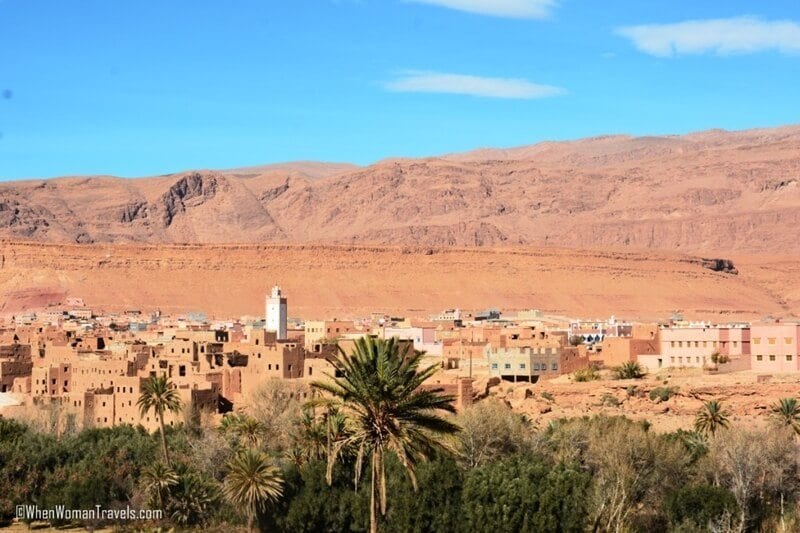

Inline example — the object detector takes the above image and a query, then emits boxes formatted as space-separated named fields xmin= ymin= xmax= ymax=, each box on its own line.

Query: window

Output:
xmin=519 ymin=363 xmax=526 ymax=369
xmin=786 ymin=338 xmax=793 ymax=345
xmin=276 ymin=364 xmax=280 ymax=370
xmin=552 ymin=363 xmax=558 ymax=371
xmin=491 ymin=363 xmax=498 ymax=370
xmin=769 ymin=338 xmax=776 ymax=345
xmin=694 ymin=341 xmax=699 ymax=347
xmin=702 ymin=341 xmax=707 ymax=347
xmin=179 ymin=365 xmax=186 ymax=377
xmin=769 ymin=355 xmax=776 ymax=361
xmin=786 ymin=355 xmax=793 ymax=361
xmin=678 ymin=341 xmax=683 ymax=347
xmin=503 ymin=363 xmax=511 ymax=370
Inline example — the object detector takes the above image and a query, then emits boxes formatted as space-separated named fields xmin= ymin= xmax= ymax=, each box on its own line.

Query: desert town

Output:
xmin=1 ymin=284 xmax=798 ymax=432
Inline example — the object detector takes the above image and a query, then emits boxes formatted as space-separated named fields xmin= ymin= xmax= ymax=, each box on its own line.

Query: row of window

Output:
xmin=753 ymin=337 xmax=794 ymax=345
xmin=669 ymin=340 xmax=740 ymax=348
xmin=755 ymin=354 xmax=793 ymax=362
xmin=670 ymin=356 xmax=707 ymax=364
xmin=491 ymin=362 xmax=559 ymax=371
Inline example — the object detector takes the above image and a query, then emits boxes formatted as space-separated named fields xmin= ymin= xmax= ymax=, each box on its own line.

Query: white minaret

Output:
xmin=265 ymin=285 xmax=287 ymax=340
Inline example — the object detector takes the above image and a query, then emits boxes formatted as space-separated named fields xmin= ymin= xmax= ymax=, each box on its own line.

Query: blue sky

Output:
xmin=0 ymin=0 xmax=799 ymax=179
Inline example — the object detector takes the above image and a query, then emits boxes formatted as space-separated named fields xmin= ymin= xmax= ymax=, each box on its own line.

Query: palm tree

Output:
xmin=223 ymin=449 xmax=284 ymax=532
xmin=312 ymin=336 xmax=460 ymax=533
xmin=141 ymin=462 xmax=178 ymax=510
xmin=298 ymin=408 xmax=326 ymax=461
xmin=613 ymin=361 xmax=645 ymax=380
xmin=137 ymin=374 xmax=183 ymax=466
xmin=771 ymin=397 xmax=800 ymax=436
xmin=168 ymin=467 xmax=219 ymax=527
xmin=220 ymin=413 xmax=267 ymax=449
xmin=694 ymin=399 xmax=729 ymax=437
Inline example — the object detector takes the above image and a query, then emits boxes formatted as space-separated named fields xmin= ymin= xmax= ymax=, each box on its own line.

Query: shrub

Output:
xmin=649 ymin=387 xmax=678 ymax=402
xmin=541 ymin=391 xmax=555 ymax=403
xmin=614 ymin=361 xmax=646 ymax=380
xmin=665 ymin=484 xmax=739 ymax=529
xmin=573 ymin=367 xmax=600 ymax=382
xmin=600 ymin=393 xmax=621 ymax=407
xmin=626 ymin=385 xmax=637 ymax=397
xmin=461 ymin=455 xmax=590 ymax=533
xmin=569 ymin=335 xmax=584 ymax=346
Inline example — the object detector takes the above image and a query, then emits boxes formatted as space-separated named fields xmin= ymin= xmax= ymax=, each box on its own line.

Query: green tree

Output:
xmin=141 ymin=462 xmax=178 ymax=510
xmin=461 ymin=454 xmax=590 ymax=533
xmin=694 ymin=400 xmax=729 ymax=437
xmin=383 ymin=458 xmax=464 ymax=533
xmin=771 ymin=397 xmax=800 ymax=436
xmin=665 ymin=484 xmax=739 ymax=530
xmin=220 ymin=413 xmax=267 ymax=449
xmin=311 ymin=335 xmax=460 ymax=533
xmin=279 ymin=460 xmax=369 ymax=532
xmin=223 ymin=448 xmax=284 ymax=532
xmin=167 ymin=466 xmax=219 ymax=527
xmin=137 ymin=374 xmax=183 ymax=465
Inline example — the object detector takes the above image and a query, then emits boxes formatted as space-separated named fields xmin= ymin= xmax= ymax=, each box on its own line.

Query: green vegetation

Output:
xmin=600 ymin=392 xmax=621 ymax=407
xmin=649 ymin=386 xmax=678 ymax=402
xmin=573 ymin=365 xmax=600 ymax=382
xmin=665 ymin=484 xmax=739 ymax=530
xmin=6 ymin=353 xmax=800 ymax=531
xmin=771 ymin=397 xmax=800 ymax=436
xmin=694 ymin=399 xmax=729 ymax=437
xmin=613 ymin=361 xmax=646 ymax=380
xmin=540 ymin=391 xmax=555 ymax=402
xmin=310 ymin=336 xmax=460 ymax=533
xmin=137 ymin=374 xmax=183 ymax=465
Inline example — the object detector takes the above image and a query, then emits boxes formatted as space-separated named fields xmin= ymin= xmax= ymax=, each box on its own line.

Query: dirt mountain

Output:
xmin=1 ymin=126 xmax=799 ymax=253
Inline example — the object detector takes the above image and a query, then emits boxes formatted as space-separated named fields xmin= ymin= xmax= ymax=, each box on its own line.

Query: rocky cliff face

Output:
xmin=0 ymin=126 xmax=799 ymax=253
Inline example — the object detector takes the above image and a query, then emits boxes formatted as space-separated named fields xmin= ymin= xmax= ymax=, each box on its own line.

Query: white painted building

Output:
xmin=265 ymin=285 xmax=287 ymax=340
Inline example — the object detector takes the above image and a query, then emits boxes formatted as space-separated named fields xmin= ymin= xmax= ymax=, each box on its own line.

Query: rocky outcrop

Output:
xmin=160 ymin=173 xmax=218 ymax=227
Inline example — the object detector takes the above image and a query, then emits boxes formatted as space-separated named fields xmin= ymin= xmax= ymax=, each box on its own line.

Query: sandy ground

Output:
xmin=484 ymin=369 xmax=800 ymax=433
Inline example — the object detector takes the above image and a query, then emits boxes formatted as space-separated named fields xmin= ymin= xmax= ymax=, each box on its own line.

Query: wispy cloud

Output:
xmin=617 ymin=16 xmax=800 ymax=57
xmin=384 ymin=71 xmax=565 ymax=100
xmin=407 ymin=0 xmax=557 ymax=19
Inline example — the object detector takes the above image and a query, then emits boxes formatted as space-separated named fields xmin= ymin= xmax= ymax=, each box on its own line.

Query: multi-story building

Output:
xmin=750 ymin=322 xmax=800 ymax=373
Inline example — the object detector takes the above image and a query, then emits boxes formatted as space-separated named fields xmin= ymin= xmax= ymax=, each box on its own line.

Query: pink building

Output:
xmin=750 ymin=322 xmax=800 ymax=373
xmin=654 ymin=325 xmax=750 ymax=370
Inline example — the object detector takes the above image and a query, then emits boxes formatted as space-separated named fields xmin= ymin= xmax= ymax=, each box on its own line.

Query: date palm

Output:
xmin=223 ymin=449 xmax=284 ymax=532
xmin=221 ymin=413 xmax=266 ymax=449
xmin=138 ymin=374 xmax=183 ymax=466
xmin=694 ymin=399 xmax=729 ymax=437
xmin=141 ymin=462 xmax=178 ymax=510
xmin=771 ymin=397 xmax=800 ymax=436
xmin=312 ymin=335 xmax=460 ymax=533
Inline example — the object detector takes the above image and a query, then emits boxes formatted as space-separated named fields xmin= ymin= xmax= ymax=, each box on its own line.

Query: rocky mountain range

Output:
xmin=1 ymin=126 xmax=799 ymax=254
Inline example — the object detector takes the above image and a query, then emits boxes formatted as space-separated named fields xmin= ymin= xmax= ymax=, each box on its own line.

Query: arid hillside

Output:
xmin=0 ymin=241 xmax=796 ymax=320
xmin=1 ymin=126 xmax=799 ymax=253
